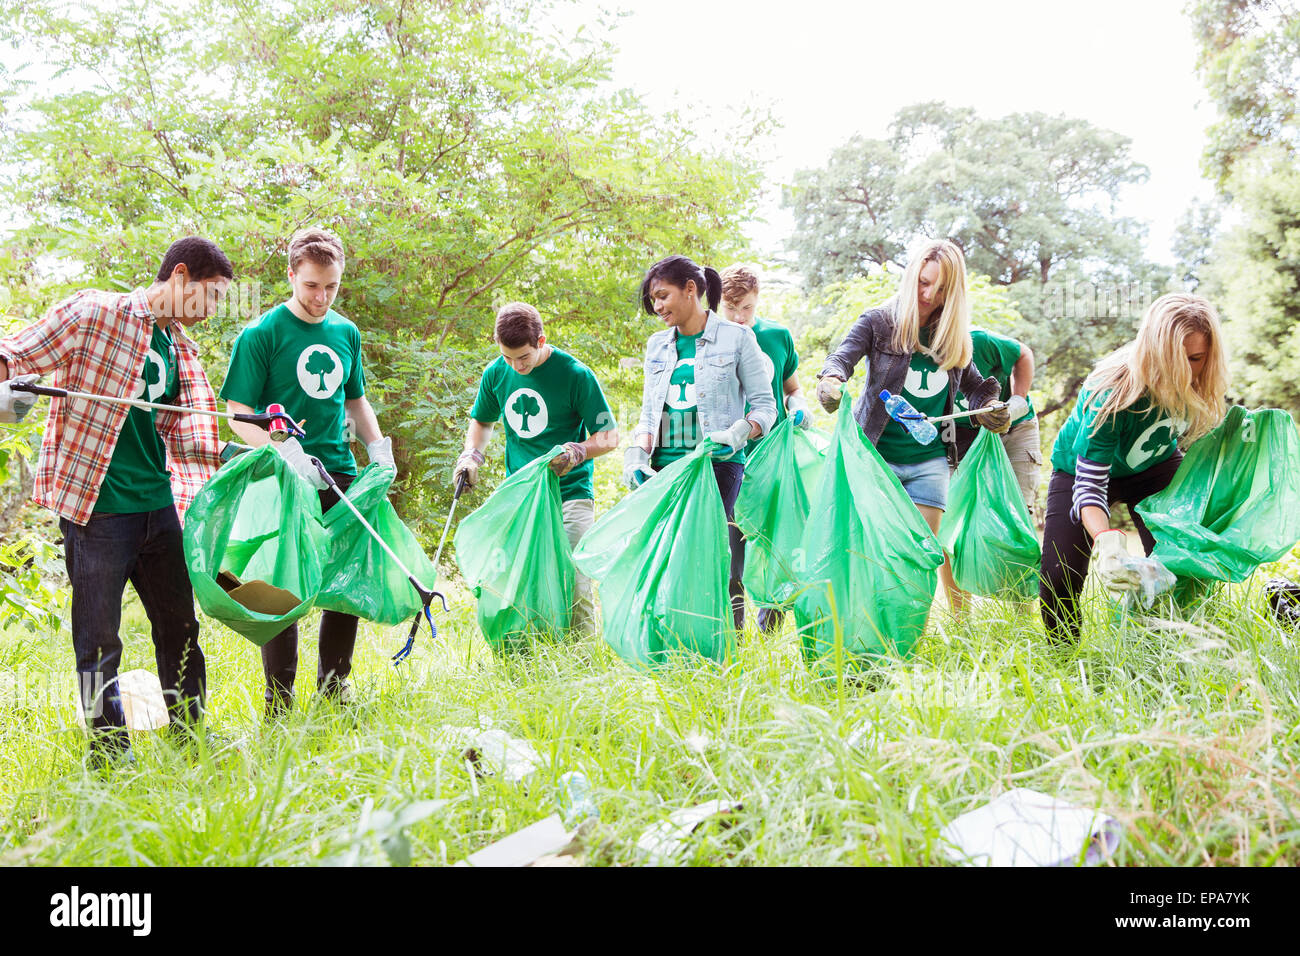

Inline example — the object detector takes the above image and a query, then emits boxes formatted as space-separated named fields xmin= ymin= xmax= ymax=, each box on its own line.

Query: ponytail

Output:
xmin=640 ymin=255 xmax=720 ymax=314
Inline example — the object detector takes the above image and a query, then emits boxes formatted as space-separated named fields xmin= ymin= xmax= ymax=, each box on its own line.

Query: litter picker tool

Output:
xmin=11 ymin=381 xmax=306 ymax=440
xmin=922 ymin=400 xmax=1010 ymax=425
xmin=309 ymin=457 xmax=448 ymax=665
xmin=432 ymin=473 xmax=469 ymax=571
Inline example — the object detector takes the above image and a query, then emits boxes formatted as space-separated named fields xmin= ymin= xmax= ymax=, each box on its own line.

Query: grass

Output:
xmin=1 ymin=544 xmax=1298 ymax=867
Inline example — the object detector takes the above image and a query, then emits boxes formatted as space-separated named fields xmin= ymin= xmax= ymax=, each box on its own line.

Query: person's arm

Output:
xmin=819 ymin=308 xmax=876 ymax=382
xmin=1010 ymin=342 xmax=1034 ymax=398
xmin=783 ymin=374 xmax=803 ymax=400
xmin=0 ymin=293 xmax=85 ymax=378
xmin=735 ymin=327 xmax=776 ymax=439
xmin=225 ymin=399 xmax=272 ymax=447
xmin=465 ymin=418 xmax=494 ymax=453
xmin=344 ymin=395 xmax=382 ymax=445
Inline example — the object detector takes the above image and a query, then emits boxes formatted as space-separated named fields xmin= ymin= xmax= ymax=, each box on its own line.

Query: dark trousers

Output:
xmin=713 ymin=461 xmax=745 ymax=631
xmin=726 ymin=483 xmax=784 ymax=635
xmin=261 ymin=473 xmax=357 ymax=714
xmin=61 ymin=506 xmax=206 ymax=754
xmin=1039 ymin=456 xmax=1182 ymax=642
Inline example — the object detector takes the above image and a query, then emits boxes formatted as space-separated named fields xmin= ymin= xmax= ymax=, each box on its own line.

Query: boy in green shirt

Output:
xmin=718 ymin=264 xmax=809 ymax=633
xmin=454 ymin=303 xmax=619 ymax=633
xmin=222 ymin=228 xmax=395 ymax=717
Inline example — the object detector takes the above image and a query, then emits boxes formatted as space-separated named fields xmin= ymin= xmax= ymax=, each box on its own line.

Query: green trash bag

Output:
xmin=735 ymin=418 xmax=829 ymax=607
xmin=938 ymin=427 xmax=1041 ymax=600
xmin=1135 ymin=405 xmax=1300 ymax=582
xmin=184 ymin=445 xmax=327 ymax=646
xmin=572 ymin=441 xmax=733 ymax=667
xmin=317 ymin=463 xmax=439 ymax=625
xmin=793 ymin=387 xmax=944 ymax=671
xmin=454 ymin=446 xmax=573 ymax=653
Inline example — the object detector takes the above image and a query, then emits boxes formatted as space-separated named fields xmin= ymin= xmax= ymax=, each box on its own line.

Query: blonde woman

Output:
xmin=817 ymin=239 xmax=1008 ymax=567
xmin=1040 ymin=292 xmax=1230 ymax=643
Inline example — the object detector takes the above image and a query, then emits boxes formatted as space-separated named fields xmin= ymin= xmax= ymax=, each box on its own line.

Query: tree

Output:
xmin=511 ymin=392 xmax=541 ymax=432
xmin=305 ymin=349 xmax=336 ymax=393
xmin=783 ymin=101 xmax=1161 ymax=416
xmin=0 ymin=0 xmax=766 ymax=530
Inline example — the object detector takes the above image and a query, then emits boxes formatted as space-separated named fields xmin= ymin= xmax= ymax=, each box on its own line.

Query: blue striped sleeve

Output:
xmin=1070 ymin=455 xmax=1111 ymax=524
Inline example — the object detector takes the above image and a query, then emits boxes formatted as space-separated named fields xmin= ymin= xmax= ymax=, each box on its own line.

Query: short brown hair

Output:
xmin=720 ymin=264 xmax=760 ymax=304
xmin=288 ymin=228 xmax=345 ymax=271
xmin=494 ymin=302 xmax=544 ymax=348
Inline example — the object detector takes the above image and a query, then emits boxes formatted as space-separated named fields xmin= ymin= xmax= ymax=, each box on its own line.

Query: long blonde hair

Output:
xmin=891 ymin=239 xmax=972 ymax=370
xmin=1085 ymin=292 xmax=1229 ymax=441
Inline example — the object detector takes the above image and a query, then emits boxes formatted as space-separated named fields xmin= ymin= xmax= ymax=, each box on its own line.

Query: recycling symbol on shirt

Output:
xmin=505 ymin=387 xmax=549 ymax=438
xmin=1125 ymin=416 xmax=1182 ymax=471
xmin=297 ymin=345 xmax=345 ymax=399
xmin=135 ymin=349 xmax=167 ymax=402
xmin=666 ymin=359 xmax=697 ymax=410
xmin=904 ymin=364 xmax=947 ymax=399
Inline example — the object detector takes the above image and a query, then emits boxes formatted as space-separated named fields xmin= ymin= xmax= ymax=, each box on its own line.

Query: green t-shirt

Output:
xmin=744 ymin=317 xmax=799 ymax=457
xmin=470 ymin=347 xmax=614 ymax=502
xmin=875 ymin=337 xmax=949 ymax=466
xmin=653 ymin=331 xmax=712 ymax=468
xmin=95 ymin=323 xmax=178 ymax=514
xmin=954 ymin=328 xmax=1035 ymax=428
xmin=1050 ymin=388 xmax=1186 ymax=478
xmin=220 ymin=303 xmax=367 ymax=475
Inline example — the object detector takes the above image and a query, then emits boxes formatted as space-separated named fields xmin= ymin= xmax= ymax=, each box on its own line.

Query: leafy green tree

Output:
xmin=0 ymin=0 xmax=765 ymax=532
xmin=783 ymin=101 xmax=1161 ymax=416
xmin=305 ymin=349 xmax=336 ymax=393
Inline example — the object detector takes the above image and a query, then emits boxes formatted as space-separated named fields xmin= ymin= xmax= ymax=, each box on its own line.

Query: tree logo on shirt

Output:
xmin=666 ymin=358 xmax=696 ymax=410
xmin=905 ymin=364 xmax=946 ymax=399
xmin=504 ymin=387 xmax=548 ymax=438
xmin=1125 ymin=416 xmax=1182 ymax=471
xmin=296 ymin=345 xmax=345 ymax=399
xmin=135 ymin=349 xmax=166 ymax=402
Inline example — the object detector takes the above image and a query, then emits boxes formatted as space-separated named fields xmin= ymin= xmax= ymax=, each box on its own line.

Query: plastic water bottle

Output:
xmin=557 ymin=771 xmax=598 ymax=826
xmin=880 ymin=390 xmax=938 ymax=445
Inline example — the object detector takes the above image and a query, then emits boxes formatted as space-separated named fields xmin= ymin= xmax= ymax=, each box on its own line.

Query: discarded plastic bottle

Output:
xmin=880 ymin=390 xmax=938 ymax=445
xmin=557 ymin=771 xmax=599 ymax=826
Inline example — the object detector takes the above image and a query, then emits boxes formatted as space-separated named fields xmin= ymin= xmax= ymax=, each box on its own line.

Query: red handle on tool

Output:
xmin=265 ymin=403 xmax=290 ymax=442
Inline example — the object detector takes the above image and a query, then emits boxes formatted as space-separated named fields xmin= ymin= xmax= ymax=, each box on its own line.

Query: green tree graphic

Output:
xmin=305 ymin=350 xmax=336 ymax=392
xmin=915 ymin=366 xmax=933 ymax=392
xmin=1139 ymin=422 xmax=1175 ymax=462
xmin=512 ymin=392 xmax=541 ymax=432
xmin=142 ymin=356 xmax=161 ymax=397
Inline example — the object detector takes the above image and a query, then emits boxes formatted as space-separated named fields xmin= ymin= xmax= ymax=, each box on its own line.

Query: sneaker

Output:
xmin=317 ymin=678 xmax=354 ymax=706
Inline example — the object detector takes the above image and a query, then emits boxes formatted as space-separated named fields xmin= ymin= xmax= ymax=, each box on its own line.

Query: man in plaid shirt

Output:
xmin=0 ymin=237 xmax=234 ymax=767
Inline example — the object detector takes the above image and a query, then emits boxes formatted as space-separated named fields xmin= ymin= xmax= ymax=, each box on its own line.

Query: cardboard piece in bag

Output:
xmin=217 ymin=570 xmax=301 ymax=615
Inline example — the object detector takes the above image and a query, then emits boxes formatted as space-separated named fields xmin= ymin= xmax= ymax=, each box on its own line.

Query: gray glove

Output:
xmin=366 ymin=436 xmax=395 ymax=470
xmin=454 ymin=447 xmax=485 ymax=489
xmin=707 ymin=418 xmax=753 ymax=459
xmin=786 ymin=393 xmax=811 ymax=428
xmin=275 ymin=437 xmax=329 ymax=490
xmin=816 ymin=376 xmax=843 ymax=413
xmin=1005 ymin=394 xmax=1030 ymax=422
xmin=623 ymin=445 xmax=656 ymax=489
xmin=0 ymin=374 xmax=39 ymax=424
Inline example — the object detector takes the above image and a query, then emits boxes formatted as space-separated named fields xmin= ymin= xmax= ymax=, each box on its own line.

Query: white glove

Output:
xmin=1005 ymin=394 xmax=1030 ymax=422
xmin=453 ymin=448 xmax=484 ymax=490
xmin=274 ymin=437 xmax=329 ymax=490
xmin=707 ymin=418 xmax=753 ymax=459
xmin=786 ymin=393 xmax=811 ymax=428
xmin=366 ymin=436 xmax=395 ymax=469
xmin=623 ymin=445 xmax=656 ymax=489
xmin=816 ymin=376 xmax=843 ymax=413
xmin=0 ymin=374 xmax=40 ymax=424
xmin=1094 ymin=529 xmax=1141 ymax=598
xmin=550 ymin=441 xmax=588 ymax=477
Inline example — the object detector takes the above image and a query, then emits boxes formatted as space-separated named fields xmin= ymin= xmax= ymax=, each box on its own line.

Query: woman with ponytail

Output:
xmin=624 ymin=255 xmax=778 ymax=630
xmin=1040 ymin=292 xmax=1230 ymax=643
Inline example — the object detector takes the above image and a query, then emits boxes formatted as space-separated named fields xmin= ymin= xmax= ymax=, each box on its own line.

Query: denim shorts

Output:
xmin=886 ymin=456 xmax=950 ymax=510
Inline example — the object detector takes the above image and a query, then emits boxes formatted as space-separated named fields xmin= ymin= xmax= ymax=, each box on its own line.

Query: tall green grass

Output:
xmin=1 ymin=556 xmax=1297 ymax=866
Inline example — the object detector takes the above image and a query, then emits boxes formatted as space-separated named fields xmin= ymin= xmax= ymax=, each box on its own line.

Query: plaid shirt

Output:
xmin=0 ymin=288 xmax=223 ymax=526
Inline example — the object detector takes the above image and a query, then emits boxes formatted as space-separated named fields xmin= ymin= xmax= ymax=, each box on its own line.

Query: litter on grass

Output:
xmin=436 ymin=726 xmax=542 ymax=783
xmin=73 ymin=669 xmax=169 ymax=732
xmin=457 ymin=814 xmax=584 ymax=867
xmin=938 ymin=788 xmax=1122 ymax=867
xmin=636 ymin=800 xmax=744 ymax=864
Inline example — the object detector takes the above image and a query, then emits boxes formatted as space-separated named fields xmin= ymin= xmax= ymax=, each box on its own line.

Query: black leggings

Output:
xmin=713 ymin=460 xmax=745 ymax=631
xmin=1039 ymin=456 xmax=1182 ymax=642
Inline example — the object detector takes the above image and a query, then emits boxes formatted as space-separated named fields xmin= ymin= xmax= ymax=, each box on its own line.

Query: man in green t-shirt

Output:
xmin=951 ymin=327 xmax=1039 ymax=518
xmin=222 ymin=228 xmax=395 ymax=718
xmin=454 ymin=302 xmax=619 ymax=633
xmin=718 ymin=264 xmax=810 ymax=633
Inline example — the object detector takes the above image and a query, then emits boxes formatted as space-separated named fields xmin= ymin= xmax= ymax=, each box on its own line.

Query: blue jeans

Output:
xmin=886 ymin=456 xmax=950 ymax=510
xmin=61 ymin=506 xmax=206 ymax=753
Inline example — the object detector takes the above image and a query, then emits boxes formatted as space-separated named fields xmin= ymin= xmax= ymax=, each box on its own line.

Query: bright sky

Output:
xmin=582 ymin=0 xmax=1215 ymax=266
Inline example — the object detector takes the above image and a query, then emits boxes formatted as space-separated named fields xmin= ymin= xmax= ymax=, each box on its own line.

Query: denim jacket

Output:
xmin=819 ymin=299 xmax=1000 ymax=465
xmin=635 ymin=311 xmax=778 ymax=450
